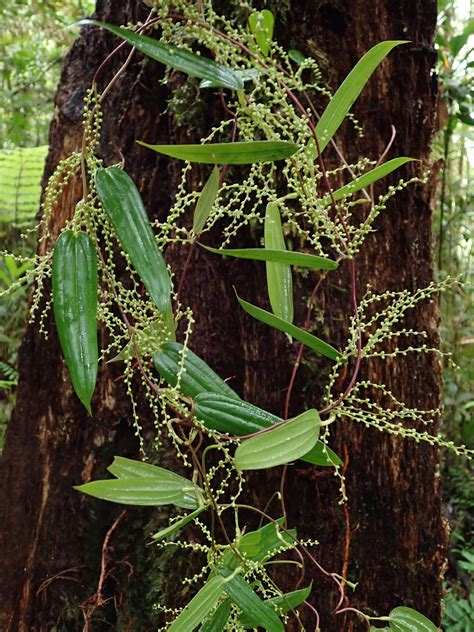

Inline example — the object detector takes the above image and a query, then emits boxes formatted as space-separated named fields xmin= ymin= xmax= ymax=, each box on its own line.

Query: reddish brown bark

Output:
xmin=0 ymin=1 xmax=444 ymax=630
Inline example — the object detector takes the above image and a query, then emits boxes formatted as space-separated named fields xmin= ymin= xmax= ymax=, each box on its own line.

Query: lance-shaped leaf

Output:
xmin=248 ymin=10 xmax=275 ymax=56
xmin=199 ymin=600 xmax=232 ymax=632
xmin=312 ymin=41 xmax=407 ymax=155
xmin=239 ymin=584 xmax=312 ymax=629
xmin=264 ymin=202 xmax=293 ymax=322
xmin=168 ymin=576 xmax=227 ymax=632
xmin=52 ymin=230 xmax=98 ymax=414
xmin=194 ymin=392 xmax=342 ymax=466
xmin=321 ymin=158 xmax=415 ymax=205
xmin=201 ymin=244 xmax=338 ymax=270
xmin=76 ymin=456 xmax=202 ymax=509
xmin=234 ymin=409 xmax=320 ymax=471
xmin=94 ymin=167 xmax=173 ymax=329
xmin=193 ymin=166 xmax=220 ymax=235
xmin=153 ymin=341 xmax=240 ymax=400
xmin=137 ymin=141 xmax=299 ymax=165
xmin=83 ymin=20 xmax=244 ymax=91
xmin=219 ymin=567 xmax=284 ymax=632
xmin=236 ymin=294 xmax=342 ymax=361
xmin=152 ymin=505 xmax=209 ymax=541
xmin=388 ymin=607 xmax=438 ymax=632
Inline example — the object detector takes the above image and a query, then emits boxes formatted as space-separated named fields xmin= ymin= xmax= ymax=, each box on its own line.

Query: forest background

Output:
xmin=0 ymin=0 xmax=472 ymax=630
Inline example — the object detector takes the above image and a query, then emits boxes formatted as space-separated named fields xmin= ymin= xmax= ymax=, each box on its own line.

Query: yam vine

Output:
xmin=2 ymin=1 xmax=471 ymax=630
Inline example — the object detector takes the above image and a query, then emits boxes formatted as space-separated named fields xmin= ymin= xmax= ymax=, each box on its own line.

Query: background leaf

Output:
xmin=248 ymin=10 xmax=274 ymax=56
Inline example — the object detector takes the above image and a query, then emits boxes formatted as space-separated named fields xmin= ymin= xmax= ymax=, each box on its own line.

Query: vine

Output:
xmin=4 ymin=1 xmax=473 ymax=630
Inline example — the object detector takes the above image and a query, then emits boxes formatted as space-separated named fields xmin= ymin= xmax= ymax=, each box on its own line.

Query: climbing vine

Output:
xmin=3 ymin=1 xmax=472 ymax=630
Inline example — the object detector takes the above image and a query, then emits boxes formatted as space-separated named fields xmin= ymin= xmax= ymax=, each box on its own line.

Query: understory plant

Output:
xmin=4 ymin=1 xmax=473 ymax=630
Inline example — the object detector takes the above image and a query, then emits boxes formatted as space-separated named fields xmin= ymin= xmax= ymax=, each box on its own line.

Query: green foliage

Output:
xmin=4 ymin=1 xmax=464 ymax=629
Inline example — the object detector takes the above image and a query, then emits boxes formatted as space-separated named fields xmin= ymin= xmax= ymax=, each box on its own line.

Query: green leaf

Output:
xmin=199 ymin=68 xmax=259 ymax=89
xmin=83 ymin=20 xmax=244 ymax=91
xmin=388 ymin=607 xmax=438 ymax=632
xmin=450 ymin=20 xmax=474 ymax=58
xmin=236 ymin=294 xmax=342 ymax=361
xmin=137 ymin=141 xmax=299 ymax=164
xmin=194 ymin=392 xmax=341 ymax=466
xmin=193 ymin=166 xmax=220 ymax=235
xmin=239 ymin=584 xmax=312 ymax=628
xmin=201 ymin=244 xmax=338 ymax=270
xmin=152 ymin=505 xmax=209 ymax=541
xmin=264 ymin=202 xmax=293 ymax=323
xmin=94 ymin=167 xmax=173 ymax=330
xmin=168 ymin=576 xmax=227 ymax=632
xmin=76 ymin=456 xmax=202 ymax=509
xmin=288 ymin=49 xmax=306 ymax=65
xmin=153 ymin=341 xmax=240 ymax=400
xmin=248 ymin=10 xmax=274 ymax=56
xmin=322 ymin=158 xmax=416 ymax=205
xmin=313 ymin=41 xmax=407 ymax=155
xmin=199 ymin=601 xmax=232 ymax=632
xmin=219 ymin=568 xmax=284 ymax=632
xmin=52 ymin=230 xmax=98 ymax=414
xmin=234 ymin=409 xmax=320 ymax=471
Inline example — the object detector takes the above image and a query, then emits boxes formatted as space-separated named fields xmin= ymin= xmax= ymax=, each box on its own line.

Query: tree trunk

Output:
xmin=0 ymin=1 xmax=444 ymax=631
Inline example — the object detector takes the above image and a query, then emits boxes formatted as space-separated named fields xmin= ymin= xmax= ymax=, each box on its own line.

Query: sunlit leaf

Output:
xmin=201 ymin=244 xmax=338 ymax=270
xmin=234 ymin=409 xmax=320 ymax=471
xmin=52 ymin=230 xmax=98 ymax=414
xmin=83 ymin=20 xmax=244 ymax=91
xmin=236 ymin=294 xmax=342 ymax=361
xmin=264 ymin=202 xmax=293 ymax=322
xmin=313 ymin=41 xmax=407 ymax=155
xmin=168 ymin=576 xmax=227 ymax=632
xmin=193 ymin=166 xmax=220 ymax=235
xmin=137 ymin=141 xmax=299 ymax=164
xmin=248 ymin=10 xmax=274 ymax=56
xmin=321 ymin=158 xmax=416 ymax=205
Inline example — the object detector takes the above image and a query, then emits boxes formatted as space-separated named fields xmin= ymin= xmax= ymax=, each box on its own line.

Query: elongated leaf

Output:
xmin=193 ymin=166 xmax=220 ymax=234
xmin=388 ymin=607 xmax=438 ymax=632
xmin=239 ymin=584 xmax=312 ymax=628
xmin=235 ymin=409 xmax=320 ymax=471
xmin=152 ymin=505 xmax=209 ymax=541
xmin=83 ymin=20 xmax=243 ymax=91
xmin=219 ymin=568 xmax=284 ymax=632
xmin=94 ymin=167 xmax=173 ymax=330
xmin=200 ymin=68 xmax=259 ymax=89
xmin=264 ymin=202 xmax=293 ymax=322
xmin=137 ymin=141 xmax=299 ymax=164
xmin=153 ymin=341 xmax=240 ymax=399
xmin=201 ymin=244 xmax=338 ymax=270
xmin=168 ymin=576 xmax=227 ymax=632
xmin=248 ymin=10 xmax=274 ymax=56
xmin=236 ymin=294 xmax=342 ymax=361
xmin=321 ymin=158 xmax=415 ymax=205
xmin=108 ymin=456 xmax=191 ymax=482
xmin=194 ymin=392 xmax=341 ymax=466
xmin=52 ymin=230 xmax=98 ymax=414
xmin=313 ymin=41 xmax=407 ymax=155
xmin=199 ymin=601 xmax=231 ymax=632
